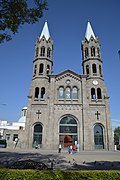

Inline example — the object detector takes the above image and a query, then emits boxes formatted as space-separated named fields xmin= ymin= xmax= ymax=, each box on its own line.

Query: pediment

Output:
xmin=55 ymin=69 xmax=81 ymax=82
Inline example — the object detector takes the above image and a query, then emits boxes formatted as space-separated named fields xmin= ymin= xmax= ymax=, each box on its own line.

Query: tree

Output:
xmin=114 ymin=126 xmax=120 ymax=145
xmin=0 ymin=0 xmax=47 ymax=43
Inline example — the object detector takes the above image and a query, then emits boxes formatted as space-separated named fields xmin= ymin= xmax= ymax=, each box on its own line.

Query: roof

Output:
xmin=39 ymin=21 xmax=50 ymax=40
xmin=22 ymin=107 xmax=27 ymax=110
xmin=85 ymin=21 xmax=96 ymax=41
xmin=55 ymin=69 xmax=81 ymax=78
xmin=51 ymin=69 xmax=86 ymax=82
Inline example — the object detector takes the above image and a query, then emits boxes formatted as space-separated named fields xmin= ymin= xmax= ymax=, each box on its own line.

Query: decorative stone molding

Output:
xmin=54 ymin=104 xmax=81 ymax=111
xmin=55 ymin=73 xmax=80 ymax=82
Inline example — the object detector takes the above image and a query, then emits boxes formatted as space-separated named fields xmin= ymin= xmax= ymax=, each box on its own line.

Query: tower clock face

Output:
xmin=92 ymin=80 xmax=98 ymax=85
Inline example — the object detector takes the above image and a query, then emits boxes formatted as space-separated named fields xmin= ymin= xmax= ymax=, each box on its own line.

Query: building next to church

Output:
xmin=2 ymin=21 xmax=113 ymax=150
xmin=0 ymin=107 xmax=27 ymax=148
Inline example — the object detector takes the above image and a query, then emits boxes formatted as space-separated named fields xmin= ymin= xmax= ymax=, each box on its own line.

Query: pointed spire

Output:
xmin=85 ymin=21 xmax=96 ymax=41
xmin=40 ymin=21 xmax=50 ymax=40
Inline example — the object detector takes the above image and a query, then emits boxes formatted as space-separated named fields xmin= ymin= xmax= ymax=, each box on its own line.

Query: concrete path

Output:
xmin=0 ymin=148 xmax=120 ymax=170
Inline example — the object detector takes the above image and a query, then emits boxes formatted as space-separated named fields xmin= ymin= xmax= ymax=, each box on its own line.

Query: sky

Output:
xmin=0 ymin=0 xmax=120 ymax=130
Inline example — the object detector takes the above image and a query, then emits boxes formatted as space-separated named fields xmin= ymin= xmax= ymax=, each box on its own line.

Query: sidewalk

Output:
xmin=0 ymin=148 xmax=120 ymax=170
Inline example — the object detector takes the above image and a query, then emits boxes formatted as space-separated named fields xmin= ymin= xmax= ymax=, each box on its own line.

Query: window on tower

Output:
xmin=35 ymin=87 xmax=39 ymax=99
xmin=41 ymin=87 xmax=45 ymax=99
xmin=92 ymin=64 xmax=97 ymax=74
xmin=94 ymin=124 xmax=104 ymax=149
xmin=85 ymin=47 xmax=89 ymax=57
xmin=99 ymin=65 xmax=102 ymax=76
xmin=91 ymin=88 xmax=96 ymax=99
xmin=86 ymin=65 xmax=89 ymax=75
xmin=39 ymin=63 xmax=44 ymax=74
xmin=47 ymin=48 xmax=51 ymax=58
xmin=47 ymin=65 xmax=50 ymax=74
xmin=35 ymin=47 xmax=39 ymax=57
xmin=91 ymin=46 xmax=95 ymax=56
xmin=97 ymin=48 xmax=100 ymax=57
xmin=40 ymin=46 xmax=45 ymax=56
xmin=97 ymin=88 xmax=102 ymax=99
xmin=34 ymin=64 xmax=37 ymax=75
xmin=33 ymin=124 xmax=42 ymax=147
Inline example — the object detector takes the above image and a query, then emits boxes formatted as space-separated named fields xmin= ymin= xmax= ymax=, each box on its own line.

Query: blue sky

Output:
xmin=0 ymin=0 xmax=120 ymax=130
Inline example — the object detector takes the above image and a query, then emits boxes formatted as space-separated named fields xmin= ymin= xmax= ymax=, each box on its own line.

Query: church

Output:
xmin=23 ymin=21 xmax=113 ymax=151
xmin=2 ymin=21 xmax=113 ymax=150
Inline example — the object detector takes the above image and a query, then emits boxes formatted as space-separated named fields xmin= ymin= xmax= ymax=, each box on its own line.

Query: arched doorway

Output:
xmin=94 ymin=124 xmax=104 ymax=149
xmin=59 ymin=116 xmax=78 ymax=148
xmin=33 ymin=124 xmax=42 ymax=148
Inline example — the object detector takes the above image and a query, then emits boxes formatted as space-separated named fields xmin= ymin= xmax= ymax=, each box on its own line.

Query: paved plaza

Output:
xmin=0 ymin=148 xmax=120 ymax=170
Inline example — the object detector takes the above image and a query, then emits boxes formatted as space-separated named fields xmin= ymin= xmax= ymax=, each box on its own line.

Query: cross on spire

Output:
xmin=36 ymin=110 xmax=41 ymax=119
xmin=95 ymin=111 xmax=100 ymax=120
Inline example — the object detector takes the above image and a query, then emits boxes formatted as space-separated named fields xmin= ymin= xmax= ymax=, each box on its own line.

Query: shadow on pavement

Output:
xmin=0 ymin=151 xmax=120 ymax=170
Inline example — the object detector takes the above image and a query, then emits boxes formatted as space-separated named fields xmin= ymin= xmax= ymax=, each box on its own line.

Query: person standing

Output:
xmin=58 ymin=144 xmax=62 ymax=153
xmin=68 ymin=146 xmax=70 ymax=154
xmin=70 ymin=145 xmax=73 ymax=154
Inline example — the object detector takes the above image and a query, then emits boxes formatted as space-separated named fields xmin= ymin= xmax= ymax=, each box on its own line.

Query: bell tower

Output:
xmin=25 ymin=21 xmax=53 ymax=149
xmin=82 ymin=21 xmax=103 ymax=80
xmin=28 ymin=21 xmax=53 ymax=101
xmin=33 ymin=21 xmax=53 ymax=79
xmin=81 ymin=21 xmax=113 ymax=150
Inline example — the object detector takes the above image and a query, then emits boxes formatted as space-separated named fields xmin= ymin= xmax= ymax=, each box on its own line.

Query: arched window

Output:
xmin=35 ymin=87 xmax=39 ymax=98
xmin=41 ymin=87 xmax=45 ymax=99
xmin=91 ymin=88 xmax=96 ymax=99
xmin=72 ymin=87 xmax=78 ymax=99
xmin=39 ymin=63 xmax=44 ymax=74
xmin=59 ymin=116 xmax=78 ymax=147
xmin=33 ymin=124 xmax=42 ymax=148
xmin=59 ymin=87 xmax=64 ymax=99
xmin=99 ymin=65 xmax=102 ymax=75
xmin=94 ymin=124 xmax=104 ymax=149
xmin=85 ymin=47 xmax=89 ymax=57
xmin=40 ymin=46 xmax=45 ymax=56
xmin=86 ymin=65 xmax=89 ymax=75
xmin=47 ymin=65 xmax=50 ymax=74
xmin=97 ymin=88 xmax=102 ymax=99
xmin=35 ymin=47 xmax=39 ymax=57
xmin=92 ymin=64 xmax=97 ymax=74
xmin=47 ymin=48 xmax=51 ymax=58
xmin=66 ymin=87 xmax=71 ymax=100
xmin=34 ymin=64 xmax=37 ymax=75
xmin=91 ymin=46 xmax=95 ymax=56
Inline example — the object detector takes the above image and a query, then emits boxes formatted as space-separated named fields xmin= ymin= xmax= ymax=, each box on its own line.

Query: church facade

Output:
xmin=24 ymin=21 xmax=113 ymax=150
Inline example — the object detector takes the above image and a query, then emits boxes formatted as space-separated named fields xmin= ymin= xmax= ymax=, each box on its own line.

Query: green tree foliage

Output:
xmin=114 ymin=126 xmax=120 ymax=145
xmin=0 ymin=0 xmax=47 ymax=43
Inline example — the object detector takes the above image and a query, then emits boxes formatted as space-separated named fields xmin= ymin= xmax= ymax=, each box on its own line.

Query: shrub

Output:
xmin=0 ymin=169 xmax=120 ymax=180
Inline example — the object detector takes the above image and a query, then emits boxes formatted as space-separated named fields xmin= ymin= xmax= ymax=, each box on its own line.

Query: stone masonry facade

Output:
xmin=23 ymin=22 xmax=113 ymax=151
xmin=4 ymin=22 xmax=114 ymax=151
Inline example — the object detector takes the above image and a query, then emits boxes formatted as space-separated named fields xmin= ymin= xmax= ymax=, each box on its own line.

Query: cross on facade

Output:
xmin=36 ymin=110 xmax=41 ymax=119
xmin=95 ymin=111 xmax=100 ymax=120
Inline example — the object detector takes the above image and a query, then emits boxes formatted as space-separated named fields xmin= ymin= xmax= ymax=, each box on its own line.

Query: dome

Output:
xmin=22 ymin=107 xmax=27 ymax=110
xmin=18 ymin=116 xmax=26 ymax=123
